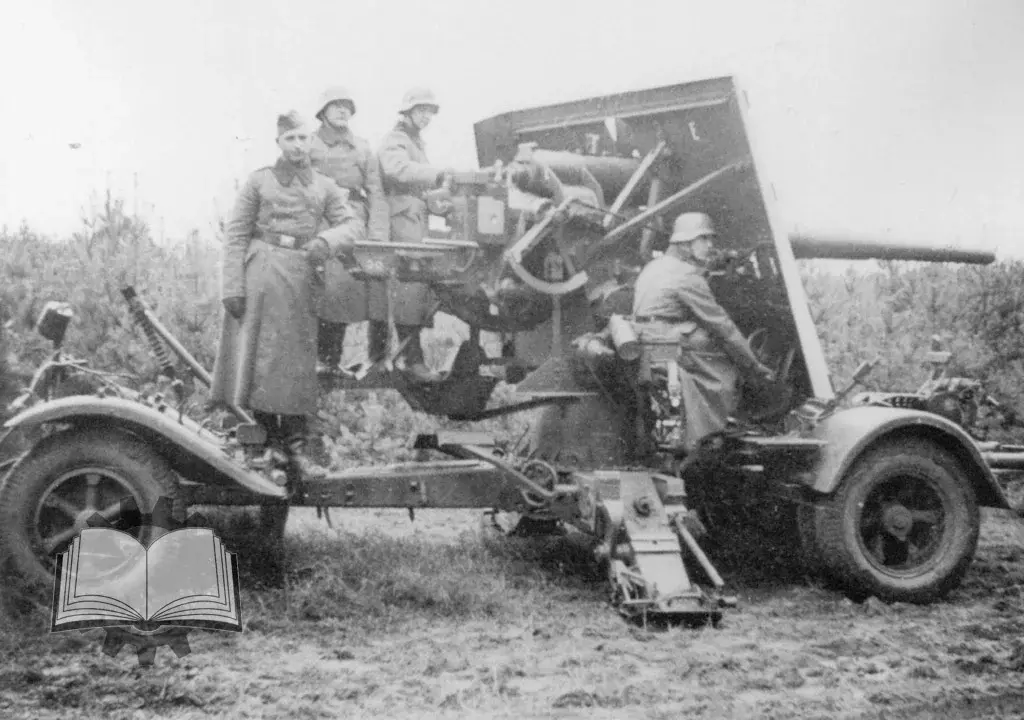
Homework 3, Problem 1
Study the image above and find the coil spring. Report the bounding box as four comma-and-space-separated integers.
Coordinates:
129, 301, 175, 378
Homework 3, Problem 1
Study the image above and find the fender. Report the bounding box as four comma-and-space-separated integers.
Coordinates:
2, 396, 286, 499
804, 405, 1010, 510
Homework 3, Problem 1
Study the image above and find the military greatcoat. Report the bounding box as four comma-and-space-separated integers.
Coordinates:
211, 158, 363, 416
377, 117, 445, 327
632, 254, 764, 452
309, 124, 390, 323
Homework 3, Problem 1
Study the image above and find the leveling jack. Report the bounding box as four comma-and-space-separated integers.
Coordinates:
591, 471, 736, 623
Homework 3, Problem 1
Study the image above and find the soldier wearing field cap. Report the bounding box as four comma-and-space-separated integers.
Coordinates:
377, 87, 454, 383
211, 110, 363, 480
632, 211, 775, 452
310, 86, 391, 373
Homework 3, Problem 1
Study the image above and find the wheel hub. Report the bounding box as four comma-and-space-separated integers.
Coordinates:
859, 472, 951, 575
73, 508, 98, 529
881, 503, 913, 540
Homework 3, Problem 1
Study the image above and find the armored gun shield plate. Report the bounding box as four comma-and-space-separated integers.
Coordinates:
473, 77, 831, 407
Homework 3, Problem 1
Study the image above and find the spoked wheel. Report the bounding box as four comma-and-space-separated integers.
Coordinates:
859, 477, 948, 573
806, 438, 979, 603
0, 427, 181, 608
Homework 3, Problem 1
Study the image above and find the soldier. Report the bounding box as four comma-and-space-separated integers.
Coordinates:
377, 87, 453, 383
632, 211, 775, 452
310, 86, 391, 373
211, 110, 364, 480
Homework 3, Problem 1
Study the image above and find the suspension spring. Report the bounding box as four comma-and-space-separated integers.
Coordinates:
122, 288, 175, 379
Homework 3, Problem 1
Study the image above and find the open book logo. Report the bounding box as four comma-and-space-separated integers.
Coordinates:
49, 497, 243, 665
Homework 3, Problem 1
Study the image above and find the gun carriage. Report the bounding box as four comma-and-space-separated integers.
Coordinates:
0, 77, 1017, 624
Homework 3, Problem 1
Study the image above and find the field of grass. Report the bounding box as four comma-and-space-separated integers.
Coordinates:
3, 501, 1024, 720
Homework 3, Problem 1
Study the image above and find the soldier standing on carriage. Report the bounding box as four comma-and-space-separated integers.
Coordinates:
310, 86, 391, 373
377, 87, 455, 383
211, 110, 364, 480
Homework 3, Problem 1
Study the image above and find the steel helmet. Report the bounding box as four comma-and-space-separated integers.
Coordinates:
399, 87, 439, 114
316, 86, 356, 120
669, 212, 717, 244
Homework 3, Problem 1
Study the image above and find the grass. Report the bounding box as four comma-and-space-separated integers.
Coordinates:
1, 510, 1024, 719
173, 506, 607, 633
0, 510, 612, 718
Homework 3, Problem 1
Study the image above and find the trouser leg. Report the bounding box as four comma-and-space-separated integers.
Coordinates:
368, 320, 389, 363
395, 324, 424, 366
395, 324, 440, 382
317, 320, 346, 369
251, 411, 326, 479
278, 414, 307, 445
280, 414, 327, 480
252, 409, 282, 443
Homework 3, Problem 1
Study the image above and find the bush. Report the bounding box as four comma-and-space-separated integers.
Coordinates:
801, 258, 1024, 414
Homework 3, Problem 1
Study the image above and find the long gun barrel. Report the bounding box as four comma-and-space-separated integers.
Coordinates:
789, 233, 996, 264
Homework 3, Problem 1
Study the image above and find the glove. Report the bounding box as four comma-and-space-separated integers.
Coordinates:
306, 237, 331, 265
334, 234, 355, 258
572, 333, 614, 358
222, 296, 246, 320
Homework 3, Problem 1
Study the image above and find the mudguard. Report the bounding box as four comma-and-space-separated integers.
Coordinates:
804, 405, 1010, 510
1, 395, 286, 499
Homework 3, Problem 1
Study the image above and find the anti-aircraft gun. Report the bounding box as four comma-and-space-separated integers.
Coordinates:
337, 78, 992, 427
0, 76, 1015, 629
324, 75, 1013, 606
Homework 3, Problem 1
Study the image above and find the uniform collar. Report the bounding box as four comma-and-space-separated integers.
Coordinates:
317, 123, 355, 148
272, 156, 313, 186
663, 252, 707, 275
396, 116, 420, 139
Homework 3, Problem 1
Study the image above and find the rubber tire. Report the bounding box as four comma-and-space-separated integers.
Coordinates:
0, 426, 181, 593
808, 438, 979, 604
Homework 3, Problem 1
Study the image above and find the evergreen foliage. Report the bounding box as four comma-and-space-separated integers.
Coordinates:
3, 197, 1022, 466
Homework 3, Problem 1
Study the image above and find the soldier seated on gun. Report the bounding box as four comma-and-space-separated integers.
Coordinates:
211, 110, 364, 481
631, 211, 775, 453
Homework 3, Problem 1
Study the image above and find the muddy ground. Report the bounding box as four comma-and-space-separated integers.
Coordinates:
3, 504, 1024, 720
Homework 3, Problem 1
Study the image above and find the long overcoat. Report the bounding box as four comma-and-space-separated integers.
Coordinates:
309, 124, 390, 323
377, 117, 445, 327
211, 158, 363, 416
632, 254, 764, 452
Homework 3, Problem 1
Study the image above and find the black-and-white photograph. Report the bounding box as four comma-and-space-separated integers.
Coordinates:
2, 1, 1023, 717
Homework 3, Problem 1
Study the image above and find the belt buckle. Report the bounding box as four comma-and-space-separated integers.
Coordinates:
279, 234, 297, 249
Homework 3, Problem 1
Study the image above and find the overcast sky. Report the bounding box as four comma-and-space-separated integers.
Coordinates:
1, 0, 1021, 256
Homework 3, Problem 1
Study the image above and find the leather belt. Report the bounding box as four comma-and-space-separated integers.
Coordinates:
255, 231, 314, 251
